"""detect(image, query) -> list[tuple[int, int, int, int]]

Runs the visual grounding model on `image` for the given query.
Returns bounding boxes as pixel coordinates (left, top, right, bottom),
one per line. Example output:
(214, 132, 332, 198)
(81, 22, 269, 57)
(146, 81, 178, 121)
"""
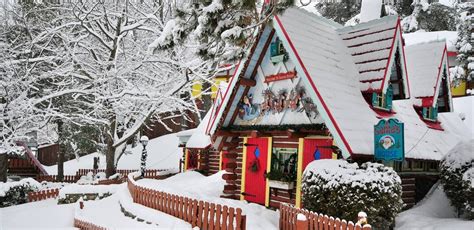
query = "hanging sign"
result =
(374, 118, 404, 161)
(264, 70, 297, 83)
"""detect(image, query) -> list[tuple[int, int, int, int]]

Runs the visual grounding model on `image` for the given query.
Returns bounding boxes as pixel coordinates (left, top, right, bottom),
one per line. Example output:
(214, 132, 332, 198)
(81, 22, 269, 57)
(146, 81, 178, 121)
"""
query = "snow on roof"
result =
(405, 41, 447, 98)
(360, 0, 382, 23)
(186, 110, 212, 149)
(403, 30, 458, 52)
(337, 16, 399, 91)
(175, 128, 195, 137)
(277, 8, 379, 155)
(392, 100, 469, 161)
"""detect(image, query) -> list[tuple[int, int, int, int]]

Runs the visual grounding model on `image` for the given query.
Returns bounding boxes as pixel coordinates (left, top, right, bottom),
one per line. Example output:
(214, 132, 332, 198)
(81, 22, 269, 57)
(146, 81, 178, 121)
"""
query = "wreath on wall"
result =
(249, 146, 261, 172)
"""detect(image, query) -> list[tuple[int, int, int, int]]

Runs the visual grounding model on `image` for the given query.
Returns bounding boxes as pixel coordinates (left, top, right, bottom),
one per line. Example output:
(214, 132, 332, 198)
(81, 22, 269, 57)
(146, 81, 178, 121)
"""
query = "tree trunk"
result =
(0, 153, 7, 182)
(57, 120, 64, 182)
(105, 138, 116, 177)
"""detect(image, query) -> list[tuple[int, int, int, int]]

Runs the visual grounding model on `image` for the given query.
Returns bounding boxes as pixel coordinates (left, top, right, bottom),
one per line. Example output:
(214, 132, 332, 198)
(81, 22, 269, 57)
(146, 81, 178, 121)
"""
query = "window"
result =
(389, 46, 406, 100)
(372, 85, 393, 111)
(422, 106, 438, 121)
(437, 66, 450, 112)
(268, 148, 297, 182)
(270, 37, 288, 63)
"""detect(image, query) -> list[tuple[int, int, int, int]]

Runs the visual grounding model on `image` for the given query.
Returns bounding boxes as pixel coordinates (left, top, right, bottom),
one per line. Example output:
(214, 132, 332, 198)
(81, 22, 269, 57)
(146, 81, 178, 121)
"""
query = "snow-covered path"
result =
(0, 199, 75, 229)
(395, 183, 474, 229)
(136, 171, 280, 230)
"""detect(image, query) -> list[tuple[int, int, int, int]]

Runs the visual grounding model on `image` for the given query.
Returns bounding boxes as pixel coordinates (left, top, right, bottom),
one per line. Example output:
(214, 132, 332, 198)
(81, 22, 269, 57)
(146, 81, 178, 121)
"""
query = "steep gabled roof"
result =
(206, 8, 468, 161)
(337, 16, 409, 96)
(405, 41, 450, 100)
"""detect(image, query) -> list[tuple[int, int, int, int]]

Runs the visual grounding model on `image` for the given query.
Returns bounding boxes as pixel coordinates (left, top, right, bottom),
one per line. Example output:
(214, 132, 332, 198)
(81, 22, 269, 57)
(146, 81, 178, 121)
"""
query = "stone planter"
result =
(268, 180, 295, 190)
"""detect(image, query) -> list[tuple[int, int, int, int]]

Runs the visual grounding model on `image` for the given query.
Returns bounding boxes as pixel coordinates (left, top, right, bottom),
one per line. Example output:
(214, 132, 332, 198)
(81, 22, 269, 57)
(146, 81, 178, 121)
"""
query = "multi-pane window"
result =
(372, 85, 393, 111)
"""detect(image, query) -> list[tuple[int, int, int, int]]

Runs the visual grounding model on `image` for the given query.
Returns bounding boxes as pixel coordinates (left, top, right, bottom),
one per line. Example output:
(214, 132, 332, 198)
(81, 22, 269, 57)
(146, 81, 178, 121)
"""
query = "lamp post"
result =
(140, 135, 149, 177)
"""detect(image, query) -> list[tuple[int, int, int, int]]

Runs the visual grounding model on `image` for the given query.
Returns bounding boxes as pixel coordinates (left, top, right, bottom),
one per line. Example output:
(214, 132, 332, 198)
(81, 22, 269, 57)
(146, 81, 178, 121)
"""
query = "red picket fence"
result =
(280, 203, 372, 230)
(74, 219, 107, 230)
(77, 169, 168, 179)
(36, 175, 79, 183)
(127, 177, 246, 230)
(28, 188, 60, 202)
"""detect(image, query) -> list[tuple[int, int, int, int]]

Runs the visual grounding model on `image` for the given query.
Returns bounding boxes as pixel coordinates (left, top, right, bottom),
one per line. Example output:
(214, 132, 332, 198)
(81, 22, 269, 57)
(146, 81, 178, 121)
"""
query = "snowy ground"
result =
(453, 96, 474, 138)
(0, 199, 76, 229)
(136, 171, 280, 229)
(44, 133, 182, 175)
(395, 183, 473, 230)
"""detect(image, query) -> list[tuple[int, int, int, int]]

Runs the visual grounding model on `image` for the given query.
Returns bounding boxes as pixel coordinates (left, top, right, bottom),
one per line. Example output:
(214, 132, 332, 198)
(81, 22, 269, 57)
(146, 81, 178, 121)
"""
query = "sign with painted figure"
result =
(374, 118, 404, 161)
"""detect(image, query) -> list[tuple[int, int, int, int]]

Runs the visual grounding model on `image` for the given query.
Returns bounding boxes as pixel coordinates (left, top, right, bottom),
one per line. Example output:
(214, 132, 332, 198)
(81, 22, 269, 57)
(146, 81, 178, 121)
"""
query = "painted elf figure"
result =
(356, 211, 368, 226)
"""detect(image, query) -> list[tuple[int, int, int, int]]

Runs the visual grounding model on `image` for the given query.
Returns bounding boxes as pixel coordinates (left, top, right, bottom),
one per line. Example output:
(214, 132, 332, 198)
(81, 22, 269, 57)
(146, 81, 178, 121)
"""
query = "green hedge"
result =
(440, 141, 473, 219)
(302, 160, 402, 229)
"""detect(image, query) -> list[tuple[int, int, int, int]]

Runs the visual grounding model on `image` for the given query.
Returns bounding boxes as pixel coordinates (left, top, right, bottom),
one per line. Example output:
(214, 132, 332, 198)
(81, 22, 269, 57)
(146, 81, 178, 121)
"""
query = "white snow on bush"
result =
(58, 184, 119, 199)
(463, 168, 474, 188)
(303, 159, 400, 192)
(441, 140, 474, 171)
(0, 178, 41, 197)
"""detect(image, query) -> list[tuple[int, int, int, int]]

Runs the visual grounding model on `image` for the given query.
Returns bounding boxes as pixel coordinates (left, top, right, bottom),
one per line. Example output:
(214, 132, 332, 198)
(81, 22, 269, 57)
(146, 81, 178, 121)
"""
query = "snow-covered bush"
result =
(302, 160, 403, 229)
(57, 184, 118, 204)
(440, 140, 474, 219)
(0, 178, 41, 207)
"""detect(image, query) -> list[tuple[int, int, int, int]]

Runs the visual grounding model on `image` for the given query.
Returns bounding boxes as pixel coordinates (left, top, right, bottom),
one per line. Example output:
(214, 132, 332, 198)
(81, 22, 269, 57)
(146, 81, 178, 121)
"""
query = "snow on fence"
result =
(36, 175, 79, 183)
(127, 175, 246, 230)
(279, 203, 372, 230)
(27, 188, 60, 202)
(77, 169, 168, 178)
(36, 169, 171, 183)
(74, 219, 107, 230)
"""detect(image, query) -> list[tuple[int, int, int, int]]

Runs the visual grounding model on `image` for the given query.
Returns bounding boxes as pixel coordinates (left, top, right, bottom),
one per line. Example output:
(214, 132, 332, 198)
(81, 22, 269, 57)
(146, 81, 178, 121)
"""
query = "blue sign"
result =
(374, 118, 404, 161)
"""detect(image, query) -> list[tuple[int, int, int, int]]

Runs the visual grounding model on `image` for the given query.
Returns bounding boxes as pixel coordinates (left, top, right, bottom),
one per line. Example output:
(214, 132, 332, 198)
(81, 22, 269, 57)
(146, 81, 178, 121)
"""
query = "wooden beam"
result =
(215, 130, 242, 137)
(238, 78, 256, 87)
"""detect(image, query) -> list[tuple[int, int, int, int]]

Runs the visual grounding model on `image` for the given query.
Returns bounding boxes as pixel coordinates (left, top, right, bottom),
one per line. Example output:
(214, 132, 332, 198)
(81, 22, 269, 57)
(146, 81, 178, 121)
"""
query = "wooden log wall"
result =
(221, 137, 244, 200)
(207, 149, 221, 175)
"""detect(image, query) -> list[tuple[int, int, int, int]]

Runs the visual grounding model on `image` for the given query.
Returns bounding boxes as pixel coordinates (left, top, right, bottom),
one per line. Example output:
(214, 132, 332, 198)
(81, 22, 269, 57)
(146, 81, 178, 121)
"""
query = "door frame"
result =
(295, 136, 333, 208)
(240, 137, 273, 207)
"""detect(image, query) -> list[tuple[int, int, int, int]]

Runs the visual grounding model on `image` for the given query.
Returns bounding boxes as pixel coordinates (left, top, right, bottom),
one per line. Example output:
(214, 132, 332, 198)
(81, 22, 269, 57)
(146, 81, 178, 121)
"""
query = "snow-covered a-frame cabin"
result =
(181, 8, 469, 210)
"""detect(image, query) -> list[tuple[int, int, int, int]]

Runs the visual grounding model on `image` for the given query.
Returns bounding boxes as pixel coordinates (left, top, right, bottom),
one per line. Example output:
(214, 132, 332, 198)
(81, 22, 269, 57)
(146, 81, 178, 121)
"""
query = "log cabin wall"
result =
(207, 149, 221, 175)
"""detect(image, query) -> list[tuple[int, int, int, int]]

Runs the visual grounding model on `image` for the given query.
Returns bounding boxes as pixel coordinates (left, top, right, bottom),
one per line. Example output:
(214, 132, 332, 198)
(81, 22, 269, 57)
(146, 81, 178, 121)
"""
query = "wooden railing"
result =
(280, 203, 372, 230)
(74, 219, 107, 230)
(36, 169, 171, 183)
(27, 188, 60, 202)
(36, 175, 79, 183)
(77, 169, 168, 178)
(127, 175, 246, 230)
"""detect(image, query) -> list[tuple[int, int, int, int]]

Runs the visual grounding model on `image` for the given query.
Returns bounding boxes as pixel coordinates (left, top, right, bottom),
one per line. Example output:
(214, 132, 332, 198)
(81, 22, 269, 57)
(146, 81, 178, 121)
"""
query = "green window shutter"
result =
(372, 92, 378, 107)
(422, 107, 428, 119)
(432, 107, 438, 120)
(270, 41, 278, 57)
(386, 85, 393, 110)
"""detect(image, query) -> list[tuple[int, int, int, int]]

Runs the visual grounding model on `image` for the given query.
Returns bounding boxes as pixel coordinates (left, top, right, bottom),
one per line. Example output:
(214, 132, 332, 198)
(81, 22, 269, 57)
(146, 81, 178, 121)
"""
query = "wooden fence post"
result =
(296, 213, 308, 230)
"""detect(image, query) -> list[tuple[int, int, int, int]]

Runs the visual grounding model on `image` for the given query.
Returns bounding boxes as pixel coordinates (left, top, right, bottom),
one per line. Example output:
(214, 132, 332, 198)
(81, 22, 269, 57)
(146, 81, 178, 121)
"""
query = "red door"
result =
(243, 137, 269, 205)
(302, 138, 333, 171)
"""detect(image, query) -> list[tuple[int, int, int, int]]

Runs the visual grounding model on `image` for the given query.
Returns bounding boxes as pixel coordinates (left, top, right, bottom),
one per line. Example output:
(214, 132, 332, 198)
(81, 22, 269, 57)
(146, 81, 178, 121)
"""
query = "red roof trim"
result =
(447, 51, 457, 57)
(342, 27, 396, 41)
(347, 37, 393, 48)
(399, 19, 411, 98)
(274, 15, 354, 155)
(380, 18, 400, 92)
(206, 61, 241, 135)
(360, 78, 384, 83)
(352, 47, 391, 56)
(432, 46, 448, 100)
